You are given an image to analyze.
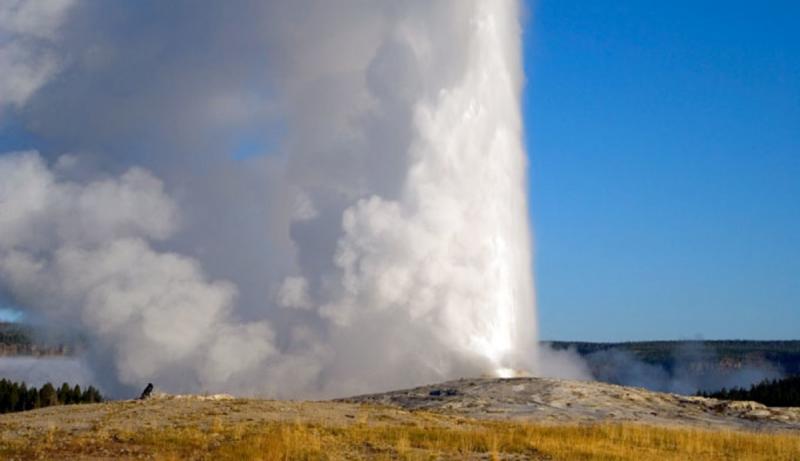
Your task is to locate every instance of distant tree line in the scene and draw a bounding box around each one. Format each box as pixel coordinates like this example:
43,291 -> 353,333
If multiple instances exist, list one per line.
698,376 -> 800,407
548,340 -> 800,375
0,322 -> 79,356
0,379 -> 102,414
0,322 -> 31,346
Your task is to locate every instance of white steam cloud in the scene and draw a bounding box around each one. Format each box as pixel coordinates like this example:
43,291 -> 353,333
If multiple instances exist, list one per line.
0,0 -> 74,107
0,0 -> 537,398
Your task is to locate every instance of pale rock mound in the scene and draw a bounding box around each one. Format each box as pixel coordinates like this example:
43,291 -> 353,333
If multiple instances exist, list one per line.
340,377 -> 800,431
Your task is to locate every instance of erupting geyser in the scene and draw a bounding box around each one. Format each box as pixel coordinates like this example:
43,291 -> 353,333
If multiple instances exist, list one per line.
0,0 -> 536,397
354,0 -> 537,378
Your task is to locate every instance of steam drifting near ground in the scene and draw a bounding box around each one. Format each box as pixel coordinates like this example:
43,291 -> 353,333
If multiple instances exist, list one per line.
580,343 -> 784,395
0,1 -> 538,398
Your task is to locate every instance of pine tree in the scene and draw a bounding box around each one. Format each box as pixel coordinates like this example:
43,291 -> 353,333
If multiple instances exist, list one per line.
0,379 -> 101,413
58,382 -> 72,404
40,383 -> 58,407
26,386 -> 40,410
0,379 -> 11,413
16,383 -> 27,412
8,384 -> 19,412
699,376 -> 800,407
83,386 -> 102,403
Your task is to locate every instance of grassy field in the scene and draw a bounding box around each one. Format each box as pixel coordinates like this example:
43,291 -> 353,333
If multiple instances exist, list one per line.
1,417 -> 798,460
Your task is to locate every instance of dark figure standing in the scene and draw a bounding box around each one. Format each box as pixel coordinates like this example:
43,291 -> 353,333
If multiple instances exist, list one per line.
139,383 -> 154,400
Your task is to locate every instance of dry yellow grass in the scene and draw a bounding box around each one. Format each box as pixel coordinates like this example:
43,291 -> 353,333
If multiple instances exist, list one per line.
1,417 -> 798,460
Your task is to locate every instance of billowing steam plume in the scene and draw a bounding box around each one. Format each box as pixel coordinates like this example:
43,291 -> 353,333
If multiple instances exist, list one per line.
0,0 -> 536,397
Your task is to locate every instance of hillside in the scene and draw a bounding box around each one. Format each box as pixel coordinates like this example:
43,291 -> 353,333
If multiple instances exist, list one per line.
549,340 -> 800,393
0,323 -> 76,357
549,340 -> 800,375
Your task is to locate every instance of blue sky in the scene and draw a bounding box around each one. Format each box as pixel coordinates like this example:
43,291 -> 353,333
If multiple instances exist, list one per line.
524,1 -> 800,341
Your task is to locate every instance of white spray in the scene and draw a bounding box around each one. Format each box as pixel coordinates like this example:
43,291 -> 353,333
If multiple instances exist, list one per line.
319,1 -> 536,379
